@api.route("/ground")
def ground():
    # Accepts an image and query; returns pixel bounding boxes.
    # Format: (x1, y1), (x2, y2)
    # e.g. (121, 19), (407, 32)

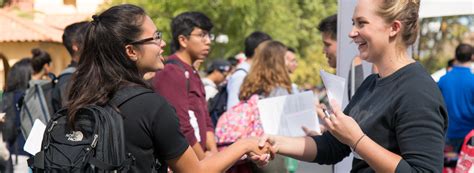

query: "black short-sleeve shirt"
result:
(120, 92), (189, 172)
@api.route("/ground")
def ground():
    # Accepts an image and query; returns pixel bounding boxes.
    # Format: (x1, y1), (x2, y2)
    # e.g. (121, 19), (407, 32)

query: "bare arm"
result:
(258, 135), (317, 162)
(167, 138), (269, 173)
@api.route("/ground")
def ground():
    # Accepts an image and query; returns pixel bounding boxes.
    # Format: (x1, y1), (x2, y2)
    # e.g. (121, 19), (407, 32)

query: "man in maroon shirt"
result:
(153, 11), (217, 160)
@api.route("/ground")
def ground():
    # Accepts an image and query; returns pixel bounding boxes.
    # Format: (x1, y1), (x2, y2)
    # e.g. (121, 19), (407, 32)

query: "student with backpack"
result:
(208, 32), (272, 127)
(30, 48), (53, 81)
(2, 58), (33, 173)
(51, 21), (88, 113)
(18, 49), (55, 141)
(31, 4), (272, 172)
(216, 40), (293, 173)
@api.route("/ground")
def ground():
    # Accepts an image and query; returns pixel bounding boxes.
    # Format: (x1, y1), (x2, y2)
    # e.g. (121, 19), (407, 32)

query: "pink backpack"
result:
(215, 94), (264, 147)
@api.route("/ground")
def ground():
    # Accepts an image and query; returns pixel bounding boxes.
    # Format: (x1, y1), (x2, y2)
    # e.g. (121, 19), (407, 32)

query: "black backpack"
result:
(208, 68), (247, 126)
(30, 87), (153, 172)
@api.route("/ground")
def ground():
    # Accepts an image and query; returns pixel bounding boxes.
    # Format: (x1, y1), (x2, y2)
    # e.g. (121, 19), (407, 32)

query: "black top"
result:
(51, 61), (77, 112)
(119, 92), (189, 173)
(312, 62), (447, 172)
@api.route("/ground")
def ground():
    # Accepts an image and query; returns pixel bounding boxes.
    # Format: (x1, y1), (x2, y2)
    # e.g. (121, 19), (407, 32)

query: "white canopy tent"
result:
(419, 0), (474, 18)
(334, 0), (474, 173)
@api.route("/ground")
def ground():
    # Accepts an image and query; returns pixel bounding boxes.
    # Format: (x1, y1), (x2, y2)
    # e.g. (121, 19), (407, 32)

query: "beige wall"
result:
(0, 42), (70, 74)
(0, 42), (70, 89)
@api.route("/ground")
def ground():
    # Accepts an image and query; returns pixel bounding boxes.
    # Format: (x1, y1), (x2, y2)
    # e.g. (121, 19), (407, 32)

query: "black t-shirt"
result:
(120, 92), (189, 172)
(312, 62), (447, 172)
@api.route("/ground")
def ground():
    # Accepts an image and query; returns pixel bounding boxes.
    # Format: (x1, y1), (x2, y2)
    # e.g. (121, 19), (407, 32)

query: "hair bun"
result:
(31, 48), (42, 57)
(91, 15), (100, 25)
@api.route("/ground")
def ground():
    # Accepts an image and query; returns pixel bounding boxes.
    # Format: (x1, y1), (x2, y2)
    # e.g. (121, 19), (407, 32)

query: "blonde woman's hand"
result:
(316, 100), (364, 147)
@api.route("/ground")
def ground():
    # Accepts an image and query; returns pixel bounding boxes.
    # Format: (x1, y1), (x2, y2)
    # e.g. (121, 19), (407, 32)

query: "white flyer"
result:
(258, 91), (319, 137)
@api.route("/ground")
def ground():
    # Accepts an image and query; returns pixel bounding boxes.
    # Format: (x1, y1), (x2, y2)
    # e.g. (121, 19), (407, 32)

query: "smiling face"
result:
(132, 15), (166, 73)
(349, 0), (393, 63)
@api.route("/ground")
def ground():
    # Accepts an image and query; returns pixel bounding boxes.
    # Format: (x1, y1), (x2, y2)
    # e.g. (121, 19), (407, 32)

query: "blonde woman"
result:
(239, 40), (292, 101)
(239, 40), (292, 173)
(256, 0), (447, 172)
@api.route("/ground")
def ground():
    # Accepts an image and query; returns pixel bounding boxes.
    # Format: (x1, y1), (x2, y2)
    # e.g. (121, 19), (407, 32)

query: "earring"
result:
(131, 57), (138, 61)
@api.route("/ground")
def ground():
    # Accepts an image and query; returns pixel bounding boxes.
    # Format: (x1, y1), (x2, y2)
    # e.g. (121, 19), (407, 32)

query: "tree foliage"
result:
(106, 0), (337, 86)
(417, 15), (473, 73)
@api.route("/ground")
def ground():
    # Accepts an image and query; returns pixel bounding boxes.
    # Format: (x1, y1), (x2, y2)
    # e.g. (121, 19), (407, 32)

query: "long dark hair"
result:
(67, 4), (149, 124)
(5, 58), (32, 92)
(0, 53), (10, 91)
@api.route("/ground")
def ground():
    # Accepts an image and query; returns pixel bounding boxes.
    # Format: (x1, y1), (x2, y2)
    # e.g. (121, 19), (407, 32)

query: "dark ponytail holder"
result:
(91, 15), (100, 25)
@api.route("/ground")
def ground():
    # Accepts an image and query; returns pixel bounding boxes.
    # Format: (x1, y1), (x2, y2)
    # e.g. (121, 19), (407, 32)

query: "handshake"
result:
(240, 136), (279, 167)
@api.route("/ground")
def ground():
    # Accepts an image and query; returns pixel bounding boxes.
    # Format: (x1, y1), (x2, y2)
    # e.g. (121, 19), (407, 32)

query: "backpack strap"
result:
(234, 68), (248, 74)
(58, 67), (76, 77)
(53, 67), (76, 85)
(110, 87), (154, 107)
(165, 59), (190, 96)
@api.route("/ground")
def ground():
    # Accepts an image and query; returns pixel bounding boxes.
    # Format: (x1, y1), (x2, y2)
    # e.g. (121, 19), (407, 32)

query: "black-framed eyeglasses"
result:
(129, 31), (162, 45)
(188, 32), (215, 42)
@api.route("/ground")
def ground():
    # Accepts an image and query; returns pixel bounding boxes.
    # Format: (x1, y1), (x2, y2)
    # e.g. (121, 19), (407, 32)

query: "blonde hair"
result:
(239, 41), (292, 100)
(377, 0), (420, 47)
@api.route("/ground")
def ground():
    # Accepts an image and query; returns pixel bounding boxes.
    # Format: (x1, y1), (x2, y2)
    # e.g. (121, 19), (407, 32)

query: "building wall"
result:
(34, 0), (104, 14)
(0, 42), (70, 88)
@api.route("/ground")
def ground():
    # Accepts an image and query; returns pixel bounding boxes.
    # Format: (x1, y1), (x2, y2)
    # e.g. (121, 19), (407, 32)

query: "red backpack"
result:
(456, 130), (474, 173)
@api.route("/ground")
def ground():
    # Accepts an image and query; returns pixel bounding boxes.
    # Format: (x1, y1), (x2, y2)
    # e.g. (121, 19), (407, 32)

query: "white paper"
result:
(258, 91), (319, 137)
(24, 119), (46, 155)
(320, 70), (346, 108)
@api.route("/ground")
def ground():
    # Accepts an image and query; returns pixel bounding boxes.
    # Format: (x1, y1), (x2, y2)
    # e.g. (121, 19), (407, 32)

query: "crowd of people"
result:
(0, 0), (472, 172)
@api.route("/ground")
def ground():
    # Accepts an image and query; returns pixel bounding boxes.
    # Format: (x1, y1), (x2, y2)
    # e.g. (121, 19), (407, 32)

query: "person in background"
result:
(238, 40), (292, 173)
(30, 48), (52, 81)
(438, 43), (474, 154)
(446, 58), (455, 72)
(257, 0), (447, 172)
(227, 56), (239, 74)
(226, 32), (272, 109)
(285, 47), (299, 93)
(153, 11), (218, 160)
(318, 14), (365, 100)
(52, 21), (88, 112)
(202, 59), (231, 101)
(2, 58), (32, 173)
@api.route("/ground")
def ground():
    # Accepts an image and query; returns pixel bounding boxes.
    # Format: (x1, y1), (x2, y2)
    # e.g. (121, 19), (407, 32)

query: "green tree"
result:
(417, 15), (473, 73)
(106, 0), (337, 86)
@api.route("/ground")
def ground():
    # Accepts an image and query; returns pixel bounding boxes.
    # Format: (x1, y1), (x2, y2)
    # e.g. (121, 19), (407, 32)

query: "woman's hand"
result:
(316, 100), (365, 147)
(240, 137), (274, 167)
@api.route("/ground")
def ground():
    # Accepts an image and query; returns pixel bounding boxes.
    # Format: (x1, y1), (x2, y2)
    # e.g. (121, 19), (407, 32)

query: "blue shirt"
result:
(438, 66), (474, 139)
(226, 61), (250, 108)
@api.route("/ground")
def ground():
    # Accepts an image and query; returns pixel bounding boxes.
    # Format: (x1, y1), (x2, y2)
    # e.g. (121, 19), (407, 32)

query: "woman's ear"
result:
(389, 20), (402, 37)
(125, 45), (138, 61)
(72, 42), (79, 52)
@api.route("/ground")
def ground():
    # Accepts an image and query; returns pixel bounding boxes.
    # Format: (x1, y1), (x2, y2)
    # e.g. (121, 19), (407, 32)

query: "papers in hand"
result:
(320, 70), (346, 108)
(258, 91), (320, 137)
(24, 119), (46, 155)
